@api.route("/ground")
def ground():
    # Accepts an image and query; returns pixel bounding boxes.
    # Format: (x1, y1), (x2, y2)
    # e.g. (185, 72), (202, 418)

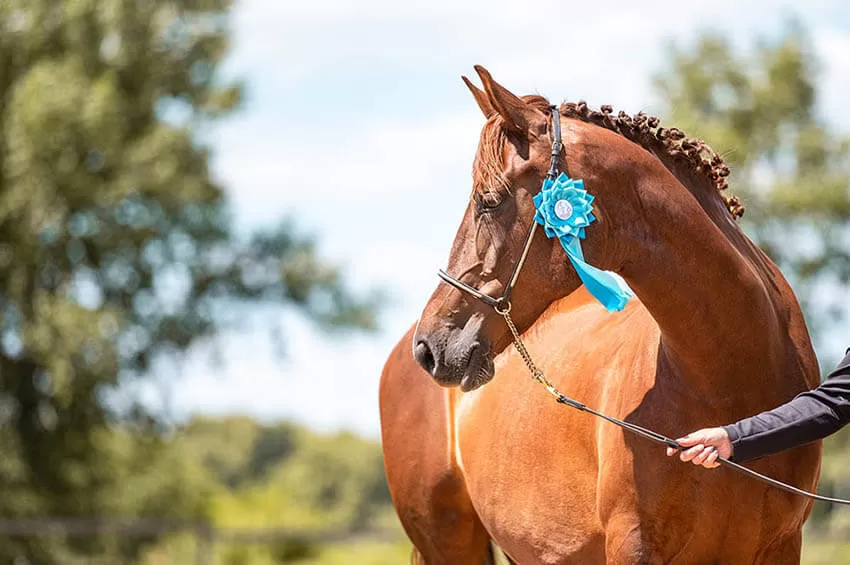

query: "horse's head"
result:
(413, 67), (623, 391)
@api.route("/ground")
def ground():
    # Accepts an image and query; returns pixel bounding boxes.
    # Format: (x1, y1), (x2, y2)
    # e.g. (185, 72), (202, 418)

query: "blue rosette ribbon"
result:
(533, 173), (633, 312)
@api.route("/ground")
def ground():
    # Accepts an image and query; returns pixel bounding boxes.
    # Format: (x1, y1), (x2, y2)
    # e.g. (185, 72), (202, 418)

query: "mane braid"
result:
(560, 101), (744, 219)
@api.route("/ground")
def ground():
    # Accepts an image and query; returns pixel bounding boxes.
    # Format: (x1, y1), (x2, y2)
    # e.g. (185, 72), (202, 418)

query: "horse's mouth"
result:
(415, 313), (495, 391)
(427, 341), (494, 392)
(459, 344), (495, 392)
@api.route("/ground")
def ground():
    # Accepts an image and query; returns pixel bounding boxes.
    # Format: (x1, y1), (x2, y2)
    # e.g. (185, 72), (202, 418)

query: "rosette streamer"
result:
(533, 173), (633, 311)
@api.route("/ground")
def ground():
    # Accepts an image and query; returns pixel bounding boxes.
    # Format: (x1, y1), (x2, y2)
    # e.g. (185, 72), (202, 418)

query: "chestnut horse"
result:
(379, 66), (821, 564)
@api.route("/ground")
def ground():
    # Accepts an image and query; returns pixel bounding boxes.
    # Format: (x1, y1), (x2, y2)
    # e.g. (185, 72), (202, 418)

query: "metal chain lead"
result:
(498, 307), (548, 386)
(496, 303), (850, 506)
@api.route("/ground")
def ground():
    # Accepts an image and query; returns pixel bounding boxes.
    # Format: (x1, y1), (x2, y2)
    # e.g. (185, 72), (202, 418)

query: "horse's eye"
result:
(478, 191), (503, 211)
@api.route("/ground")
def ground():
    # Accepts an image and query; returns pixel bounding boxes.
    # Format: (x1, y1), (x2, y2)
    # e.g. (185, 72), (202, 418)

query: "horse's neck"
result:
(613, 166), (815, 400)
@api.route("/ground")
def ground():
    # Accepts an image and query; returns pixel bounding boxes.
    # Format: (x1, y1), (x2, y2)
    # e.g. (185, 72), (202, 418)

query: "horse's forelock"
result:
(471, 95), (552, 198)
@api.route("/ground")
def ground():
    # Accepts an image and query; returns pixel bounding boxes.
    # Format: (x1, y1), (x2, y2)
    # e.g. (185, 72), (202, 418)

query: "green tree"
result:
(196, 418), (396, 565)
(0, 1), (377, 562)
(653, 25), (850, 543)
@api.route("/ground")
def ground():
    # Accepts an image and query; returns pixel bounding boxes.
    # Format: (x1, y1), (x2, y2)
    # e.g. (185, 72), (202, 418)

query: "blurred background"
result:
(1, 0), (850, 563)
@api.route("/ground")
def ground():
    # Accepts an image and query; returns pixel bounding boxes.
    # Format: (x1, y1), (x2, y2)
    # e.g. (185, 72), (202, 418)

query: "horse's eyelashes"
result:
(476, 191), (504, 212)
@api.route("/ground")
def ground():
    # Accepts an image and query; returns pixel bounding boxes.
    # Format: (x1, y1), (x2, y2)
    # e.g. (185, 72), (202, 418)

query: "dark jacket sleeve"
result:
(723, 350), (850, 463)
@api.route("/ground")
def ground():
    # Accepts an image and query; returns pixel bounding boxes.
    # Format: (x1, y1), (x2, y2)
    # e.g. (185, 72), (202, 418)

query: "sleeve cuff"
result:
(723, 424), (742, 461)
(723, 423), (740, 443)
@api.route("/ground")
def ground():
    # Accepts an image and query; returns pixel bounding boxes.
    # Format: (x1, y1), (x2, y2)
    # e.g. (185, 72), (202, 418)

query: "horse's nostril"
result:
(414, 340), (436, 376)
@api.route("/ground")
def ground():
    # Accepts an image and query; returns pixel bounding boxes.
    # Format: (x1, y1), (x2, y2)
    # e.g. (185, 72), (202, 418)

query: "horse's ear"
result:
(474, 65), (546, 134)
(462, 75), (496, 119)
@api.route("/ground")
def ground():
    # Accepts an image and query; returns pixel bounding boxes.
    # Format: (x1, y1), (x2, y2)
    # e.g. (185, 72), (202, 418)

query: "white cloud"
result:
(212, 112), (481, 211)
(814, 30), (850, 126)
(224, 0), (843, 101)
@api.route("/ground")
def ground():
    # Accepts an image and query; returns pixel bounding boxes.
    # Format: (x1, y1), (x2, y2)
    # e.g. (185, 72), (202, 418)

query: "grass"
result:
(290, 539), (412, 565)
(802, 539), (850, 564)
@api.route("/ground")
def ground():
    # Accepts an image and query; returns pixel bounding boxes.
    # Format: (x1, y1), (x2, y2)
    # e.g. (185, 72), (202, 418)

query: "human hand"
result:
(665, 427), (733, 469)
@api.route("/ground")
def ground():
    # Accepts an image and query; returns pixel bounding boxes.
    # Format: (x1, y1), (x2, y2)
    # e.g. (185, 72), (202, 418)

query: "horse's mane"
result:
(473, 95), (744, 220)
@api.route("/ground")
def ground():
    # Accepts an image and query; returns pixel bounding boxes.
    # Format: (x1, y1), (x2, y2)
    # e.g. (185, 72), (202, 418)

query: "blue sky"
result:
(149, 0), (850, 437)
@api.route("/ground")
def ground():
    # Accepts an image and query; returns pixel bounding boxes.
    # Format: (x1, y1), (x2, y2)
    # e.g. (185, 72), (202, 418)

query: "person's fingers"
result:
(679, 444), (704, 462)
(667, 428), (732, 465)
(692, 446), (712, 466)
(703, 448), (720, 469)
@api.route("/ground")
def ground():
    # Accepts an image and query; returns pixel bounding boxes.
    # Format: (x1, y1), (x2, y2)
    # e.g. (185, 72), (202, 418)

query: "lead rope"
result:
(496, 305), (850, 506)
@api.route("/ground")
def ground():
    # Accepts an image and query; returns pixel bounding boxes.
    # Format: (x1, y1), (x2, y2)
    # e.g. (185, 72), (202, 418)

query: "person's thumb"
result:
(667, 433), (698, 456)
(675, 433), (702, 447)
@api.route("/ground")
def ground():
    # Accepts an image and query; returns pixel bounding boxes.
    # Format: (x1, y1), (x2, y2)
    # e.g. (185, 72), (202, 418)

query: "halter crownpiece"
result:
(545, 105), (563, 181)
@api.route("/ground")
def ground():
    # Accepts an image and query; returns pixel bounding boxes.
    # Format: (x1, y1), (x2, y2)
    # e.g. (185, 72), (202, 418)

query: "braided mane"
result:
(560, 100), (744, 219)
(472, 96), (744, 220)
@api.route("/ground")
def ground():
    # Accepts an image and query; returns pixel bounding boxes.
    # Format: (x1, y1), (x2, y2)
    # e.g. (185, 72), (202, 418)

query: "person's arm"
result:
(667, 349), (850, 467)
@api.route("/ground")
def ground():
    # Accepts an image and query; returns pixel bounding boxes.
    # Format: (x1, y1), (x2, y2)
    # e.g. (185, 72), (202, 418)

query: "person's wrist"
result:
(718, 428), (733, 458)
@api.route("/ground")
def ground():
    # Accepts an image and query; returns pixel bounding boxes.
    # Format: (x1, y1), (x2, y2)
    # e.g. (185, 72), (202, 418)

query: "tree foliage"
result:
(0, 1), (376, 562)
(140, 416), (400, 565)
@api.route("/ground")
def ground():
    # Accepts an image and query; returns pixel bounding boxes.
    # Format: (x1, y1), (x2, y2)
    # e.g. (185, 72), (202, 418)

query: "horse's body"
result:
(380, 67), (821, 564)
(382, 288), (819, 563)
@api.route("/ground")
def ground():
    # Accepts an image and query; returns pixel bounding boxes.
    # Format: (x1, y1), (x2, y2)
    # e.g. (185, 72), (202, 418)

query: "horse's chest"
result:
(452, 306), (669, 561)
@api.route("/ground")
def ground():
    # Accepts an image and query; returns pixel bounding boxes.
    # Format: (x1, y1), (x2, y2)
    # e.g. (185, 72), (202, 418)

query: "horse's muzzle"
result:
(413, 315), (495, 392)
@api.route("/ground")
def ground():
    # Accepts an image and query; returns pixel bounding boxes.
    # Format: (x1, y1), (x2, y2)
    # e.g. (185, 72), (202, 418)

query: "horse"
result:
(379, 66), (821, 564)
